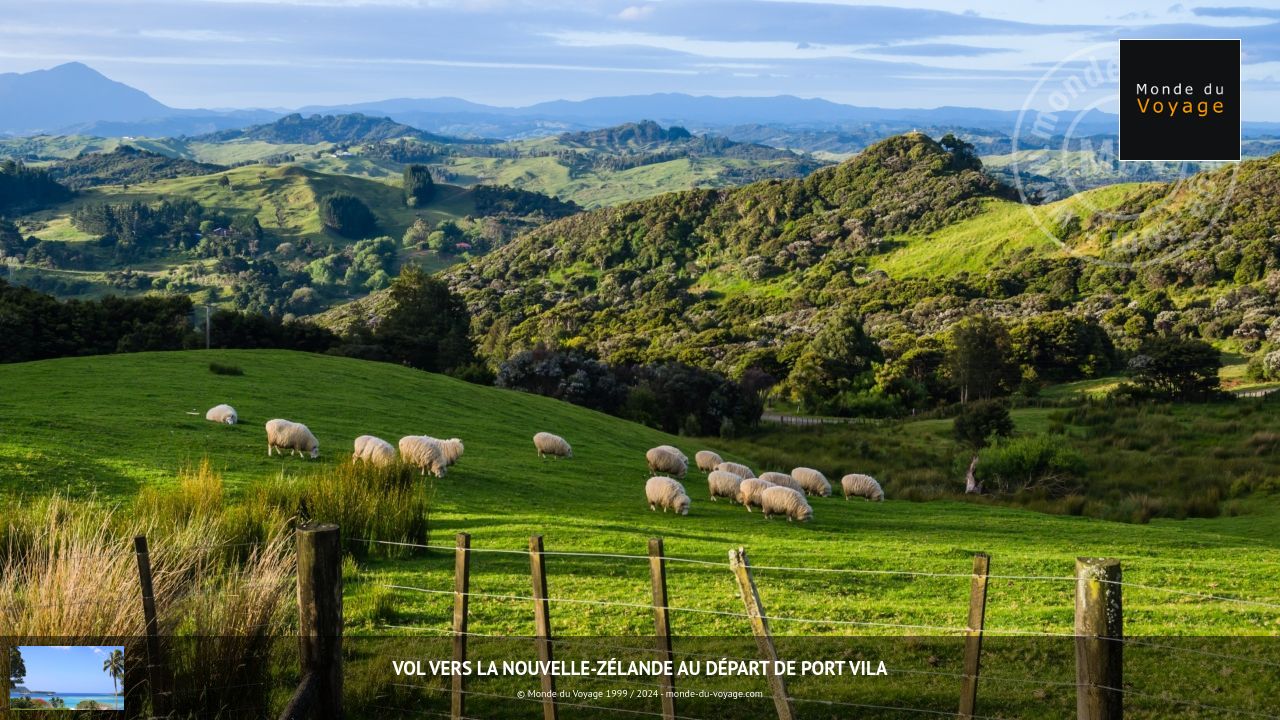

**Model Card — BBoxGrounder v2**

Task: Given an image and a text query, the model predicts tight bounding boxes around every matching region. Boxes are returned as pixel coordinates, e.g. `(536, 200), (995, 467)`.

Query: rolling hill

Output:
(6, 163), (556, 306)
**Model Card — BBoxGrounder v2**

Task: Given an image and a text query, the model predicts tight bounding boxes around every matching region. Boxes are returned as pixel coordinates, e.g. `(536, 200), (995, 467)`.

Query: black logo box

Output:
(1119, 39), (1241, 162)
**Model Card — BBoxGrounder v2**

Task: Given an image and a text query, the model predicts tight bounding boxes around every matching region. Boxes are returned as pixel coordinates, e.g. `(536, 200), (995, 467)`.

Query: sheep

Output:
(439, 438), (465, 466)
(265, 419), (319, 459)
(760, 486), (813, 522)
(645, 476), (691, 515)
(759, 471), (804, 493)
(353, 435), (396, 467)
(737, 477), (776, 512)
(791, 467), (832, 497)
(533, 432), (573, 459)
(707, 470), (743, 503)
(646, 446), (688, 478)
(695, 450), (723, 473)
(841, 473), (884, 502)
(656, 445), (689, 463)
(399, 435), (449, 477)
(716, 461), (756, 479)
(205, 404), (238, 425)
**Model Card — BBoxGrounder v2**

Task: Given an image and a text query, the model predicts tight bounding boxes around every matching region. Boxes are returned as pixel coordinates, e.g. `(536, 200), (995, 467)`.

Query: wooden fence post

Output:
(648, 538), (677, 720)
(0, 640), (10, 714)
(296, 523), (343, 720)
(134, 535), (169, 717)
(958, 552), (990, 719)
(728, 547), (795, 720)
(1075, 558), (1122, 720)
(529, 535), (558, 720)
(452, 533), (471, 720)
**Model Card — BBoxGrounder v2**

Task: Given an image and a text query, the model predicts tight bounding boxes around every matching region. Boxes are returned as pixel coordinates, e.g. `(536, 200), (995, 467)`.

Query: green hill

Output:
(48, 145), (226, 189)
(0, 349), (1278, 642)
(195, 112), (473, 145)
(444, 133), (1280, 410)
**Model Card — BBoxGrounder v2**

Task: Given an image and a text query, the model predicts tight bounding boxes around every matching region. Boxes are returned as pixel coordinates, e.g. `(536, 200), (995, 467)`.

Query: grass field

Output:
(3, 349), (1277, 718)
(1, 349), (1278, 643)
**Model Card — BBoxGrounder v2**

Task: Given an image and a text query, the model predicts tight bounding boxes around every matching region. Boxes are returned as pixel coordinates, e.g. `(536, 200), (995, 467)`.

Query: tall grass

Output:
(0, 457), (432, 715)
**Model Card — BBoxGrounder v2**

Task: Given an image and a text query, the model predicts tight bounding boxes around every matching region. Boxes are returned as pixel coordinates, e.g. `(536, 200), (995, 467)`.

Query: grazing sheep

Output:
(265, 419), (319, 459)
(791, 467), (832, 497)
(205, 404), (238, 425)
(759, 471), (804, 493)
(841, 474), (884, 502)
(695, 450), (723, 473)
(646, 446), (688, 478)
(353, 435), (396, 467)
(707, 470), (743, 503)
(439, 438), (465, 466)
(716, 461), (756, 479)
(656, 445), (689, 463)
(533, 432), (573, 459)
(737, 477), (776, 512)
(399, 435), (449, 477)
(645, 476), (691, 515)
(760, 486), (813, 522)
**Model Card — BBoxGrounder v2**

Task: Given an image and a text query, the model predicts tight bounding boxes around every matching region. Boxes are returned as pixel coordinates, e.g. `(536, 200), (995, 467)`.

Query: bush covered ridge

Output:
(48, 145), (226, 189)
(446, 133), (1280, 416)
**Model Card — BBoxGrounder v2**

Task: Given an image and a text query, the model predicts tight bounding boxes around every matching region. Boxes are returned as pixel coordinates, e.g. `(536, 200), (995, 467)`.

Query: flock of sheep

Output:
(641, 446), (883, 523)
(203, 407), (882, 524)
(205, 404), (465, 476)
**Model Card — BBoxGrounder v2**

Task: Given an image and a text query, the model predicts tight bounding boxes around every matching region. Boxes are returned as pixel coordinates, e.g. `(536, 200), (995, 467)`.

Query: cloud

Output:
(618, 5), (653, 21)
(868, 43), (1015, 57)
(1192, 6), (1280, 19)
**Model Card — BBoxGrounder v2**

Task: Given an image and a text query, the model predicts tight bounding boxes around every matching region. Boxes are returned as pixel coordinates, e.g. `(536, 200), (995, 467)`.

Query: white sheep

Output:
(439, 438), (465, 466)
(707, 470), (743, 503)
(399, 435), (449, 477)
(205, 404), (238, 425)
(759, 471), (804, 493)
(791, 467), (832, 497)
(760, 486), (813, 522)
(353, 435), (396, 467)
(656, 445), (689, 463)
(533, 432), (573, 459)
(646, 446), (688, 478)
(645, 476), (691, 515)
(716, 461), (755, 479)
(265, 419), (319, 459)
(841, 473), (884, 502)
(737, 477), (776, 512)
(695, 450), (723, 473)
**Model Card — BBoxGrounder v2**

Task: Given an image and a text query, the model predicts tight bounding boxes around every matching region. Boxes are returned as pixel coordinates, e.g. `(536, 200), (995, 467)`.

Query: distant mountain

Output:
(560, 120), (694, 148)
(0, 63), (172, 134)
(195, 113), (471, 145)
(61, 110), (283, 139)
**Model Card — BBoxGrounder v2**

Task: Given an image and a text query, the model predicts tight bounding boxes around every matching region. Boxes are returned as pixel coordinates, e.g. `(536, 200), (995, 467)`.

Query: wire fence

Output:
(353, 533), (1280, 720)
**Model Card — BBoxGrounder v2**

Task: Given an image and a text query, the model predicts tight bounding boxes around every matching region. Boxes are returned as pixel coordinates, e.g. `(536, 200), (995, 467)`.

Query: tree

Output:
(50, 697), (66, 708)
(373, 265), (476, 372)
(1127, 336), (1221, 401)
(9, 646), (24, 689)
(318, 192), (377, 239)
(944, 314), (1020, 403)
(787, 307), (881, 412)
(403, 164), (435, 206)
(953, 399), (1014, 493)
(103, 648), (124, 701)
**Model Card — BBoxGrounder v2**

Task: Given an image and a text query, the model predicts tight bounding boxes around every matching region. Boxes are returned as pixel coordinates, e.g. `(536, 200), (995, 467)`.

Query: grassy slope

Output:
(868, 183), (1152, 278)
(1, 350), (1277, 642)
(24, 164), (473, 248)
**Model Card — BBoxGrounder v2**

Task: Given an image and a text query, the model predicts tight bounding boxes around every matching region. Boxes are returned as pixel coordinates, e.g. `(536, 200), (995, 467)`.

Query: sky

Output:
(10, 646), (121, 695)
(0, 0), (1279, 117)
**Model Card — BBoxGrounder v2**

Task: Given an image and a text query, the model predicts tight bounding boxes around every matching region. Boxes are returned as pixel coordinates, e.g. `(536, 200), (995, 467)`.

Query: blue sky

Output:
(0, 0), (1278, 117)
(11, 646), (121, 694)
